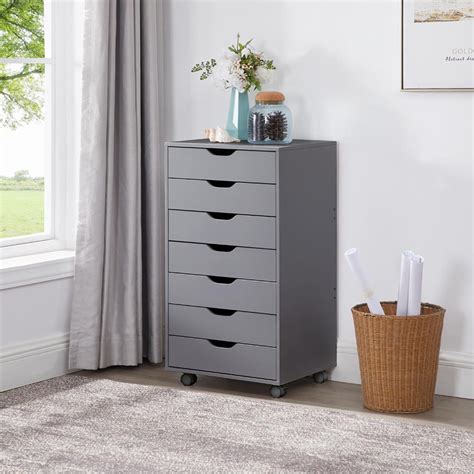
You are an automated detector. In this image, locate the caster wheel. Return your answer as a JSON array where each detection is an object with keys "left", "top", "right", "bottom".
[
  {"left": 313, "top": 371, "right": 328, "bottom": 384},
  {"left": 180, "top": 373, "right": 197, "bottom": 386},
  {"left": 270, "top": 386, "right": 288, "bottom": 398}
]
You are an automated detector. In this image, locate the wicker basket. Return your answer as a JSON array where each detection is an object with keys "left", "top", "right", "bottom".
[{"left": 352, "top": 302, "right": 445, "bottom": 414}]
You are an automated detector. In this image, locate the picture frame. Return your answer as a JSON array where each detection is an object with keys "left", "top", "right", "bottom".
[{"left": 401, "top": 0, "right": 474, "bottom": 91}]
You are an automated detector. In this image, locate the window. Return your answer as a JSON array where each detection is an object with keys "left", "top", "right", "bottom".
[
  {"left": 0, "top": 0, "right": 51, "bottom": 245},
  {"left": 0, "top": 0, "right": 83, "bottom": 259}
]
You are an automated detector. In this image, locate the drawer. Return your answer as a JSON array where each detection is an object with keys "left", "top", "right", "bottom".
[
  {"left": 168, "top": 273, "right": 277, "bottom": 314},
  {"left": 169, "top": 304, "right": 276, "bottom": 347},
  {"left": 168, "top": 179, "right": 276, "bottom": 216},
  {"left": 168, "top": 210, "right": 276, "bottom": 249},
  {"left": 168, "top": 147, "right": 275, "bottom": 183},
  {"left": 168, "top": 335, "right": 277, "bottom": 380},
  {"left": 169, "top": 242, "right": 276, "bottom": 281}
]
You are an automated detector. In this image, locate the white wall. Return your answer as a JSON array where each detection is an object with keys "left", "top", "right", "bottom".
[
  {"left": 0, "top": 278, "right": 74, "bottom": 391},
  {"left": 1, "top": 279, "right": 72, "bottom": 347},
  {"left": 163, "top": 0, "right": 473, "bottom": 397}
]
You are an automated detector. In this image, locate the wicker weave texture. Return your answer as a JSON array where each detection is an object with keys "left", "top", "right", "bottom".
[{"left": 352, "top": 302, "right": 445, "bottom": 414}]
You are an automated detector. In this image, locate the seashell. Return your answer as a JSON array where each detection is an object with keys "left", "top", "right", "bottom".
[
  {"left": 204, "top": 127, "right": 240, "bottom": 143},
  {"left": 204, "top": 128, "right": 216, "bottom": 141}
]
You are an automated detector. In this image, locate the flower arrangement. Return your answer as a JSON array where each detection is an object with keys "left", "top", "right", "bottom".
[{"left": 191, "top": 34, "right": 276, "bottom": 93}]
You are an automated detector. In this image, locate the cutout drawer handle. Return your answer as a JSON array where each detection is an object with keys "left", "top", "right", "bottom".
[
  {"left": 207, "top": 212, "right": 236, "bottom": 220},
  {"left": 206, "top": 148, "right": 236, "bottom": 156},
  {"left": 207, "top": 180, "right": 236, "bottom": 188},
  {"left": 207, "top": 276, "right": 236, "bottom": 284},
  {"left": 207, "top": 244, "right": 236, "bottom": 252},
  {"left": 207, "top": 307, "right": 236, "bottom": 316},
  {"left": 208, "top": 339, "right": 237, "bottom": 348}
]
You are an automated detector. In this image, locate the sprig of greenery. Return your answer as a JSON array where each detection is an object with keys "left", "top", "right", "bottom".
[
  {"left": 228, "top": 33, "right": 252, "bottom": 57},
  {"left": 191, "top": 58, "right": 217, "bottom": 80}
]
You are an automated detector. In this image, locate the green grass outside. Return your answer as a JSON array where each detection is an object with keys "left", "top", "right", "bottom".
[{"left": 0, "top": 189, "right": 44, "bottom": 238}]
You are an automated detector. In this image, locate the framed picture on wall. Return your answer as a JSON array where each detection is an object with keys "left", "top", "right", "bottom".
[{"left": 402, "top": 0, "right": 474, "bottom": 90}]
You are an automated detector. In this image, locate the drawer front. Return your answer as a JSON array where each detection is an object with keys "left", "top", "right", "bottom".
[
  {"left": 169, "top": 242, "right": 276, "bottom": 281},
  {"left": 169, "top": 210, "right": 276, "bottom": 249},
  {"left": 169, "top": 273, "right": 277, "bottom": 314},
  {"left": 168, "top": 147, "right": 276, "bottom": 183},
  {"left": 168, "top": 335, "right": 276, "bottom": 380},
  {"left": 168, "top": 179, "right": 276, "bottom": 216},
  {"left": 169, "top": 304, "right": 276, "bottom": 347}
]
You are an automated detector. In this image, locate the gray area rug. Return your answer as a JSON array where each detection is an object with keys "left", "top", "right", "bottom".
[{"left": 0, "top": 376, "right": 472, "bottom": 472}]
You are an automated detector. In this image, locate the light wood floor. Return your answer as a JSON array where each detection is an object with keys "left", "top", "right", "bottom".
[{"left": 79, "top": 363, "right": 474, "bottom": 430}]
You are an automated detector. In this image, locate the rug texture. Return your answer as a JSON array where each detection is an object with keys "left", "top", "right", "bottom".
[{"left": 0, "top": 375, "right": 472, "bottom": 472}]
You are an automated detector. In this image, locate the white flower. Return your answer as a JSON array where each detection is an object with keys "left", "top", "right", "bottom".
[
  {"left": 211, "top": 52, "right": 247, "bottom": 92},
  {"left": 256, "top": 66, "right": 274, "bottom": 85},
  {"left": 211, "top": 62, "right": 232, "bottom": 90},
  {"left": 241, "top": 47, "right": 251, "bottom": 57}
]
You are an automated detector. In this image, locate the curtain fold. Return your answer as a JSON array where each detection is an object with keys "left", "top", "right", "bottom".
[{"left": 69, "top": 0, "right": 164, "bottom": 370}]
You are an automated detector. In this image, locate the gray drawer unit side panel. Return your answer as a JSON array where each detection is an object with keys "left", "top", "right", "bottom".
[
  {"left": 165, "top": 146, "right": 170, "bottom": 368},
  {"left": 168, "top": 179, "right": 276, "bottom": 216},
  {"left": 168, "top": 147, "right": 276, "bottom": 183},
  {"left": 168, "top": 336, "right": 277, "bottom": 380},
  {"left": 168, "top": 304, "right": 277, "bottom": 347},
  {"left": 169, "top": 242, "right": 276, "bottom": 281},
  {"left": 277, "top": 144, "right": 337, "bottom": 385},
  {"left": 168, "top": 210, "right": 276, "bottom": 249}
]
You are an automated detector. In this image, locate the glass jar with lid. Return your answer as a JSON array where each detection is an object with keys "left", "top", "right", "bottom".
[{"left": 248, "top": 91, "right": 293, "bottom": 145}]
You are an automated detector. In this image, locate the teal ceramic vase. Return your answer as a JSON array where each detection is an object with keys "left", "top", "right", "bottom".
[{"left": 226, "top": 88, "right": 249, "bottom": 141}]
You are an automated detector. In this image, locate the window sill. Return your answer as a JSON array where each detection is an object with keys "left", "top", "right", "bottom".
[
  {"left": 0, "top": 238, "right": 66, "bottom": 259},
  {"left": 0, "top": 250, "right": 75, "bottom": 290}
]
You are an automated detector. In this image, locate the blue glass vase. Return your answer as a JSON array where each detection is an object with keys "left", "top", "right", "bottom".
[{"left": 226, "top": 88, "right": 249, "bottom": 141}]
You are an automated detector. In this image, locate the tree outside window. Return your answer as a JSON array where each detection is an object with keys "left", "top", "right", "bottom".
[{"left": 0, "top": 0, "right": 47, "bottom": 240}]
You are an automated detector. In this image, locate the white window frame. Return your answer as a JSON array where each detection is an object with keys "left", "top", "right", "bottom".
[
  {"left": 0, "top": 0, "right": 82, "bottom": 260},
  {"left": 0, "top": 55, "right": 54, "bottom": 252}
]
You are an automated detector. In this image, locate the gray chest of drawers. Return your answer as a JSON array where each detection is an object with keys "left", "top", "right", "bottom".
[{"left": 165, "top": 139, "right": 337, "bottom": 397}]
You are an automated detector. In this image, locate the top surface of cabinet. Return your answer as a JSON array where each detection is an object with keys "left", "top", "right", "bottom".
[{"left": 165, "top": 138, "right": 336, "bottom": 152}]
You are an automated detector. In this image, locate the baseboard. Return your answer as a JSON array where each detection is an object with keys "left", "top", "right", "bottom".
[
  {"left": 0, "top": 334, "right": 76, "bottom": 392},
  {"left": 2, "top": 335, "right": 472, "bottom": 399},
  {"left": 331, "top": 339, "right": 474, "bottom": 399}
]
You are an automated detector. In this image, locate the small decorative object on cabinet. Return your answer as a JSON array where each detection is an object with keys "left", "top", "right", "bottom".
[
  {"left": 226, "top": 87, "right": 250, "bottom": 141},
  {"left": 248, "top": 91, "right": 293, "bottom": 144},
  {"left": 191, "top": 34, "right": 276, "bottom": 140},
  {"left": 204, "top": 127, "right": 240, "bottom": 143},
  {"left": 165, "top": 139, "right": 337, "bottom": 398}
]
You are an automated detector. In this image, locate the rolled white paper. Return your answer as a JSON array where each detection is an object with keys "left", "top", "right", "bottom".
[
  {"left": 344, "top": 248, "right": 385, "bottom": 315},
  {"left": 396, "top": 250, "right": 415, "bottom": 316},
  {"left": 407, "top": 255, "right": 424, "bottom": 316}
]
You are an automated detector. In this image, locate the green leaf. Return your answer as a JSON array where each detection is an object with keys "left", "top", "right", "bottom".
[
  {"left": 0, "top": 0, "right": 45, "bottom": 129},
  {"left": 0, "top": 0, "right": 45, "bottom": 58}
]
